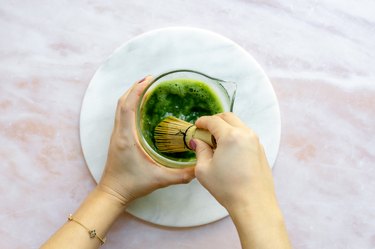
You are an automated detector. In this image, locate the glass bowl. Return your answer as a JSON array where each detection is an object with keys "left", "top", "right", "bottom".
[{"left": 136, "top": 69, "right": 236, "bottom": 168}]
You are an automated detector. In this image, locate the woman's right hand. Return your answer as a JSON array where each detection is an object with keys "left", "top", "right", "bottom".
[
  {"left": 193, "top": 113, "right": 292, "bottom": 249},
  {"left": 192, "top": 112, "right": 278, "bottom": 213}
]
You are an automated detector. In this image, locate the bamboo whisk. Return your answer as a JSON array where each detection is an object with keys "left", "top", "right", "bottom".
[{"left": 154, "top": 116, "right": 216, "bottom": 153}]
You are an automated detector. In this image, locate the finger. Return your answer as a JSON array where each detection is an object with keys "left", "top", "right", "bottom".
[
  {"left": 116, "top": 76, "right": 150, "bottom": 115},
  {"left": 194, "top": 139, "right": 214, "bottom": 165},
  {"left": 117, "top": 76, "right": 153, "bottom": 129},
  {"left": 114, "top": 88, "right": 131, "bottom": 127},
  {"left": 114, "top": 76, "right": 152, "bottom": 127},
  {"left": 118, "top": 75, "right": 153, "bottom": 110},
  {"left": 195, "top": 115, "right": 231, "bottom": 142},
  {"left": 216, "top": 112, "right": 247, "bottom": 128},
  {"left": 193, "top": 139, "right": 214, "bottom": 180}
]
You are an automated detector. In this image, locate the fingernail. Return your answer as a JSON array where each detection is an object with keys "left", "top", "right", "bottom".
[
  {"left": 138, "top": 76, "right": 147, "bottom": 84},
  {"left": 189, "top": 139, "right": 196, "bottom": 151}
]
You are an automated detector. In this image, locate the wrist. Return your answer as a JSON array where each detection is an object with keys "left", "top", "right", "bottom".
[
  {"left": 229, "top": 204, "right": 290, "bottom": 249},
  {"left": 226, "top": 189, "right": 281, "bottom": 216},
  {"left": 226, "top": 194, "right": 291, "bottom": 249},
  {"left": 227, "top": 194, "right": 284, "bottom": 227},
  {"left": 95, "top": 184, "right": 131, "bottom": 209},
  {"left": 63, "top": 187, "right": 127, "bottom": 247},
  {"left": 75, "top": 187, "right": 128, "bottom": 219},
  {"left": 229, "top": 203, "right": 284, "bottom": 223}
]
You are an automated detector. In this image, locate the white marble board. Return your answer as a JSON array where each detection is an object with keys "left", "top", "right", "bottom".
[{"left": 80, "top": 27, "right": 281, "bottom": 227}]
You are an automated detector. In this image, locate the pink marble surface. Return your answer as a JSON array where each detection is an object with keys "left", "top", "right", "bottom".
[{"left": 1, "top": 1, "right": 374, "bottom": 248}]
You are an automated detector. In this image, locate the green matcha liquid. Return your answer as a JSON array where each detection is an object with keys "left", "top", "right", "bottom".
[{"left": 140, "top": 78, "right": 224, "bottom": 161}]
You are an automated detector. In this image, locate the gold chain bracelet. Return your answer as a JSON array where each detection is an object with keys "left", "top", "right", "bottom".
[{"left": 68, "top": 214, "right": 106, "bottom": 245}]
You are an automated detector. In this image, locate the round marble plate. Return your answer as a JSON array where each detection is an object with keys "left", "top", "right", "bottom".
[{"left": 80, "top": 27, "right": 280, "bottom": 227}]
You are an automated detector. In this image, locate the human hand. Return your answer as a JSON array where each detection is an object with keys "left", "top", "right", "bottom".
[
  {"left": 192, "top": 112, "right": 277, "bottom": 212},
  {"left": 98, "top": 76, "right": 195, "bottom": 205},
  {"left": 193, "top": 113, "right": 292, "bottom": 249}
]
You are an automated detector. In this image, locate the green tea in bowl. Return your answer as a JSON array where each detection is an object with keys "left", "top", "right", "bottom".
[{"left": 136, "top": 70, "right": 236, "bottom": 168}]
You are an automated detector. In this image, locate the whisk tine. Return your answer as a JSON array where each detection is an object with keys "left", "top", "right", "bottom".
[
  {"left": 154, "top": 116, "right": 216, "bottom": 153},
  {"left": 154, "top": 116, "right": 193, "bottom": 153}
]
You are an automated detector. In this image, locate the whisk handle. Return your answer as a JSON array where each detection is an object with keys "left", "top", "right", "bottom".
[{"left": 186, "top": 126, "right": 217, "bottom": 149}]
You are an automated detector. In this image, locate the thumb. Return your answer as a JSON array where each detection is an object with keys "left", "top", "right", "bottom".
[{"left": 192, "top": 139, "right": 214, "bottom": 164}]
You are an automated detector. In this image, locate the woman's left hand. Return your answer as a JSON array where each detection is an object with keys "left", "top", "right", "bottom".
[{"left": 98, "top": 76, "right": 195, "bottom": 205}]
